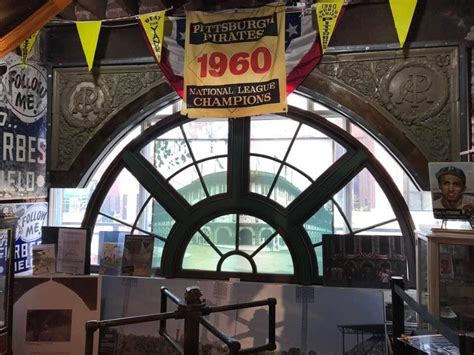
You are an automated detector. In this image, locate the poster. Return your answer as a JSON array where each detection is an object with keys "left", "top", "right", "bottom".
[
  {"left": 13, "top": 276, "right": 101, "bottom": 355},
  {"left": 57, "top": 228, "right": 87, "bottom": 274},
  {"left": 0, "top": 53, "right": 47, "bottom": 199},
  {"left": 99, "top": 277, "right": 386, "bottom": 354},
  {"left": 323, "top": 234, "right": 406, "bottom": 289},
  {"left": 0, "top": 202, "right": 48, "bottom": 274},
  {"left": 182, "top": 4, "right": 287, "bottom": 118},
  {"left": 428, "top": 162, "right": 474, "bottom": 220}
]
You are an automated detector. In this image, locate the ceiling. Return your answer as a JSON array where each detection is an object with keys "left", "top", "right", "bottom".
[{"left": 53, "top": 0, "right": 280, "bottom": 21}]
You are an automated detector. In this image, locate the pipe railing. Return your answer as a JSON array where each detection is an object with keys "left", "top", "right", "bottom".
[
  {"left": 85, "top": 285, "right": 276, "bottom": 354},
  {"left": 390, "top": 276, "right": 474, "bottom": 354}
]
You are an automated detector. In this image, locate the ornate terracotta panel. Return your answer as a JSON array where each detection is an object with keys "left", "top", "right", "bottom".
[
  {"left": 303, "top": 46, "right": 460, "bottom": 188},
  {"left": 50, "top": 65, "right": 174, "bottom": 187}
]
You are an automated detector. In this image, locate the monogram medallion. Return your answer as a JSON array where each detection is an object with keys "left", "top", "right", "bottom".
[{"left": 381, "top": 61, "right": 448, "bottom": 125}]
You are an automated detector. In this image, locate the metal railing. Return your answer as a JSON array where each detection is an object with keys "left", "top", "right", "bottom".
[
  {"left": 85, "top": 285, "right": 276, "bottom": 354},
  {"left": 390, "top": 276, "right": 474, "bottom": 354}
]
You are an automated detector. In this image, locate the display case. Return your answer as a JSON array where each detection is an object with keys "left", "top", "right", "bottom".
[
  {"left": 416, "top": 228, "right": 474, "bottom": 332},
  {"left": 0, "top": 212, "right": 18, "bottom": 355}
]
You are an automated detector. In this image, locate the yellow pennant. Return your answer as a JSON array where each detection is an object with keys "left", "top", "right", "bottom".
[
  {"left": 316, "top": 0, "right": 344, "bottom": 54},
  {"left": 139, "top": 11, "right": 165, "bottom": 63},
  {"left": 389, "top": 0, "right": 417, "bottom": 48},
  {"left": 20, "top": 30, "right": 40, "bottom": 68},
  {"left": 76, "top": 21, "right": 102, "bottom": 71}
]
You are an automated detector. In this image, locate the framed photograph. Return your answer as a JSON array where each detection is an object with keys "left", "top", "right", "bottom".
[
  {"left": 428, "top": 162, "right": 474, "bottom": 220},
  {"left": 26, "top": 309, "right": 72, "bottom": 342},
  {"left": 323, "top": 234, "right": 406, "bottom": 289}
]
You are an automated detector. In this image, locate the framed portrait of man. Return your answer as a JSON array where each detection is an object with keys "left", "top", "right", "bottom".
[{"left": 428, "top": 162, "right": 474, "bottom": 220}]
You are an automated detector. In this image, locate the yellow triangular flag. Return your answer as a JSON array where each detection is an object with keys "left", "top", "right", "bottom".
[
  {"left": 316, "top": 0, "right": 344, "bottom": 54},
  {"left": 389, "top": 0, "right": 417, "bottom": 48},
  {"left": 76, "top": 21, "right": 102, "bottom": 71},
  {"left": 139, "top": 11, "right": 165, "bottom": 63},
  {"left": 20, "top": 30, "right": 40, "bottom": 68}
]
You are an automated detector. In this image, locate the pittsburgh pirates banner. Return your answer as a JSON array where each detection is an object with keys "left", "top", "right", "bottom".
[{"left": 182, "top": 3, "right": 287, "bottom": 118}]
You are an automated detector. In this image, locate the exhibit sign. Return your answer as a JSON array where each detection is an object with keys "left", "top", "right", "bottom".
[
  {"left": 0, "top": 202, "right": 48, "bottom": 274},
  {"left": 182, "top": 4, "right": 287, "bottom": 118},
  {"left": 13, "top": 276, "right": 101, "bottom": 355},
  {"left": 0, "top": 53, "right": 47, "bottom": 200},
  {"left": 428, "top": 162, "right": 474, "bottom": 220}
]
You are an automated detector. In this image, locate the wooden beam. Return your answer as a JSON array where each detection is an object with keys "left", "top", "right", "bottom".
[{"left": 0, "top": 0, "right": 71, "bottom": 57}]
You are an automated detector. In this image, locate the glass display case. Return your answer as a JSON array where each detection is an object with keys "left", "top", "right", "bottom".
[
  {"left": 0, "top": 212, "right": 18, "bottom": 355},
  {"left": 417, "top": 228, "right": 474, "bottom": 332}
]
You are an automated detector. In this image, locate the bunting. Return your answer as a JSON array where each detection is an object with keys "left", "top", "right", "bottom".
[
  {"left": 76, "top": 21, "right": 102, "bottom": 71},
  {"left": 316, "top": 0, "right": 344, "bottom": 53},
  {"left": 20, "top": 30, "right": 40, "bottom": 68},
  {"left": 139, "top": 11, "right": 166, "bottom": 63},
  {"left": 6, "top": 2, "right": 419, "bottom": 101},
  {"left": 389, "top": 0, "right": 417, "bottom": 48}
]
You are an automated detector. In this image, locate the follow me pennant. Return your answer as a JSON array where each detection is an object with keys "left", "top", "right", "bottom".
[{"left": 182, "top": 3, "right": 287, "bottom": 118}]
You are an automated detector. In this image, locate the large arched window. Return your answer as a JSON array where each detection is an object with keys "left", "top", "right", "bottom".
[{"left": 67, "top": 94, "right": 417, "bottom": 285}]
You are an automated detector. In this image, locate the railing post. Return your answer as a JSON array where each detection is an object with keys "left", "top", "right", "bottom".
[
  {"left": 85, "top": 320, "right": 98, "bottom": 355},
  {"left": 268, "top": 298, "right": 277, "bottom": 350},
  {"left": 160, "top": 286, "right": 168, "bottom": 335},
  {"left": 182, "top": 286, "right": 205, "bottom": 355},
  {"left": 459, "top": 334, "right": 474, "bottom": 355},
  {"left": 390, "top": 276, "right": 405, "bottom": 354}
]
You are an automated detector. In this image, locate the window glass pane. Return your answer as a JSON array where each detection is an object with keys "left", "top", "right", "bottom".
[
  {"left": 221, "top": 255, "right": 253, "bottom": 273},
  {"left": 170, "top": 166, "right": 207, "bottom": 205},
  {"left": 275, "top": 165, "right": 311, "bottom": 202},
  {"left": 250, "top": 116, "right": 299, "bottom": 160},
  {"left": 199, "top": 159, "right": 228, "bottom": 195},
  {"left": 304, "top": 202, "right": 334, "bottom": 245},
  {"left": 349, "top": 123, "right": 435, "bottom": 227},
  {"left": 332, "top": 200, "right": 351, "bottom": 235},
  {"left": 182, "top": 119, "right": 229, "bottom": 161},
  {"left": 209, "top": 214, "right": 236, "bottom": 250},
  {"left": 182, "top": 233, "right": 220, "bottom": 271},
  {"left": 91, "top": 169, "right": 146, "bottom": 264},
  {"left": 305, "top": 201, "right": 333, "bottom": 274},
  {"left": 253, "top": 235, "right": 293, "bottom": 274},
  {"left": 286, "top": 124, "right": 346, "bottom": 181},
  {"left": 152, "top": 200, "right": 174, "bottom": 238},
  {"left": 144, "top": 127, "right": 193, "bottom": 179},
  {"left": 273, "top": 169, "right": 311, "bottom": 207},
  {"left": 238, "top": 215, "right": 271, "bottom": 254},
  {"left": 249, "top": 157, "right": 278, "bottom": 196},
  {"left": 333, "top": 168, "right": 400, "bottom": 234},
  {"left": 98, "top": 169, "right": 141, "bottom": 225}
]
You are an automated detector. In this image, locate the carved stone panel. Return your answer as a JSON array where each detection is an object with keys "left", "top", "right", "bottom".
[
  {"left": 51, "top": 65, "right": 166, "bottom": 171},
  {"left": 316, "top": 47, "right": 459, "bottom": 162}
]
